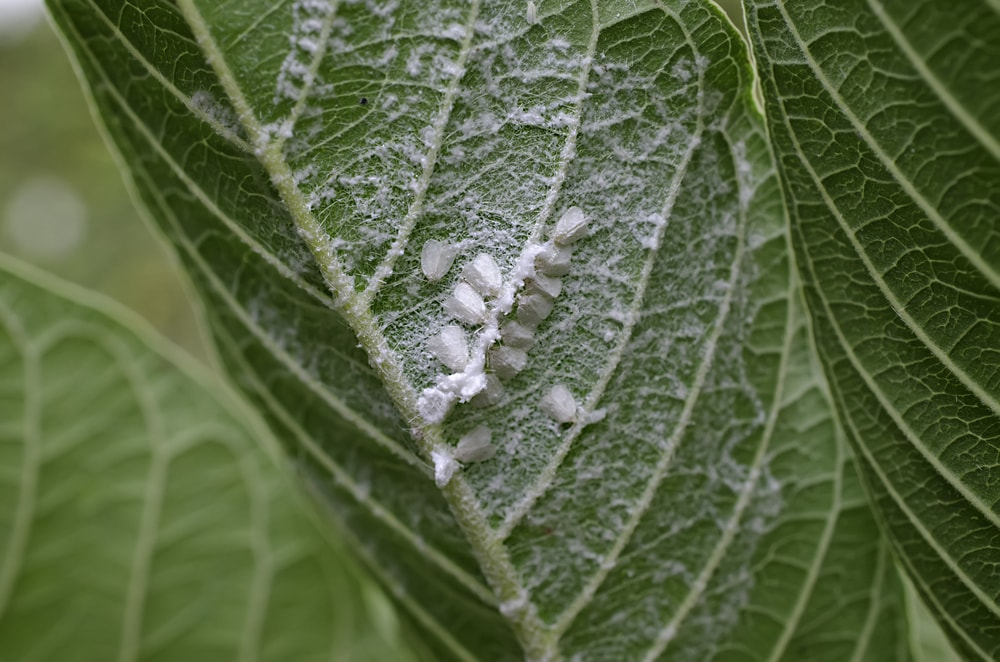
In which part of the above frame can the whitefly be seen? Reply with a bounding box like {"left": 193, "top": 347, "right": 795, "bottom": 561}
{"left": 454, "top": 426, "right": 496, "bottom": 463}
{"left": 421, "top": 239, "right": 458, "bottom": 281}
{"left": 444, "top": 282, "right": 487, "bottom": 325}
{"left": 427, "top": 324, "right": 469, "bottom": 372}
{"left": 540, "top": 383, "right": 577, "bottom": 423}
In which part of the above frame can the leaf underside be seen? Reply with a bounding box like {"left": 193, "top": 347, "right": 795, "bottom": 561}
{"left": 745, "top": 0, "right": 1000, "bottom": 658}
{"left": 46, "top": 0, "right": 908, "bottom": 658}
{"left": 0, "top": 256, "right": 408, "bottom": 661}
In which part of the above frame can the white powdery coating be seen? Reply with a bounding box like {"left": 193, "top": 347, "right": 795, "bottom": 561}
{"left": 552, "top": 205, "right": 588, "bottom": 244}
{"left": 455, "top": 425, "right": 496, "bottom": 463}
{"left": 489, "top": 346, "right": 528, "bottom": 380}
{"left": 462, "top": 253, "right": 503, "bottom": 297}
{"left": 443, "top": 282, "right": 487, "bottom": 325}
{"left": 421, "top": 239, "right": 459, "bottom": 281}
{"left": 432, "top": 450, "right": 460, "bottom": 487}
{"left": 540, "top": 383, "right": 577, "bottom": 423}
{"left": 427, "top": 324, "right": 468, "bottom": 371}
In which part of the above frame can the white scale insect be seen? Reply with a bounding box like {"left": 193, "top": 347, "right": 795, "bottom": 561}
{"left": 552, "top": 205, "right": 588, "bottom": 244}
{"left": 526, "top": 0, "right": 538, "bottom": 25}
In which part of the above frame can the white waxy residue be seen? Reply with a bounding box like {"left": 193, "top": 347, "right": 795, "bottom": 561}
{"left": 552, "top": 205, "right": 588, "bottom": 244}
{"left": 421, "top": 239, "right": 458, "bottom": 281}
{"left": 427, "top": 325, "right": 468, "bottom": 371}
{"left": 540, "top": 383, "right": 577, "bottom": 423}
{"left": 432, "top": 450, "right": 460, "bottom": 487}
{"left": 490, "top": 346, "right": 529, "bottom": 380}
{"left": 462, "top": 253, "right": 503, "bottom": 297}
{"left": 444, "top": 282, "right": 487, "bottom": 324}
{"left": 454, "top": 426, "right": 496, "bottom": 463}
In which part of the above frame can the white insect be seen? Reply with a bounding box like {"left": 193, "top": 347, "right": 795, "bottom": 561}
{"left": 526, "top": 0, "right": 538, "bottom": 24}
{"left": 527, "top": 272, "right": 562, "bottom": 298}
{"left": 454, "top": 426, "right": 496, "bottom": 463}
{"left": 443, "top": 282, "right": 487, "bottom": 325}
{"left": 462, "top": 253, "right": 502, "bottom": 297}
{"left": 540, "top": 383, "right": 577, "bottom": 423}
{"left": 432, "top": 450, "right": 460, "bottom": 487}
{"left": 517, "top": 292, "right": 554, "bottom": 327}
{"left": 535, "top": 242, "right": 573, "bottom": 276}
{"left": 552, "top": 205, "right": 588, "bottom": 244}
{"left": 427, "top": 325, "right": 468, "bottom": 372}
{"left": 471, "top": 374, "right": 505, "bottom": 407}
{"left": 489, "top": 345, "right": 528, "bottom": 380}
{"left": 500, "top": 320, "right": 535, "bottom": 349}
{"left": 421, "top": 239, "right": 458, "bottom": 281}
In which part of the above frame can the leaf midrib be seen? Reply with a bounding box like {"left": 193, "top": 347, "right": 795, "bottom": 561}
{"left": 177, "top": 1, "right": 553, "bottom": 655}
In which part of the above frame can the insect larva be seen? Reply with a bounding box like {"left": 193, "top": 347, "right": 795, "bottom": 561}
{"left": 535, "top": 242, "right": 573, "bottom": 276}
{"left": 500, "top": 320, "right": 535, "bottom": 349}
{"left": 516, "top": 292, "right": 554, "bottom": 327}
{"left": 421, "top": 239, "right": 458, "bottom": 281}
{"left": 443, "top": 282, "right": 487, "bottom": 325}
{"left": 552, "top": 205, "right": 588, "bottom": 244}
{"left": 427, "top": 324, "right": 468, "bottom": 371}
{"left": 540, "top": 383, "right": 577, "bottom": 423}
{"left": 527, "top": 272, "right": 562, "bottom": 298}
{"left": 454, "top": 426, "right": 496, "bottom": 463}
{"left": 526, "top": 0, "right": 538, "bottom": 24}
{"left": 489, "top": 345, "right": 528, "bottom": 380}
{"left": 462, "top": 252, "right": 502, "bottom": 297}
{"left": 471, "top": 374, "right": 505, "bottom": 407}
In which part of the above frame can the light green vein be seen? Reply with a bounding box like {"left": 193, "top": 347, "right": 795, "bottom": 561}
{"left": 769, "top": 47, "right": 1000, "bottom": 530}
{"left": 866, "top": 0, "right": 1000, "bottom": 163}
{"left": 83, "top": 0, "right": 252, "bottom": 153}
{"left": 361, "top": 1, "right": 482, "bottom": 304}
{"left": 0, "top": 303, "right": 39, "bottom": 620}
{"left": 179, "top": 2, "right": 550, "bottom": 654}
{"left": 269, "top": 0, "right": 340, "bottom": 156}
{"left": 56, "top": 14, "right": 424, "bottom": 472}
{"left": 773, "top": 1, "right": 1000, "bottom": 293}
{"left": 115, "top": 337, "right": 166, "bottom": 662}
{"left": 848, "top": 540, "right": 890, "bottom": 662}
{"left": 551, "top": 80, "right": 745, "bottom": 645}
{"left": 215, "top": 322, "right": 497, "bottom": 607}
{"left": 782, "top": 101, "right": 1000, "bottom": 640}
{"left": 497, "top": 16, "right": 701, "bottom": 539}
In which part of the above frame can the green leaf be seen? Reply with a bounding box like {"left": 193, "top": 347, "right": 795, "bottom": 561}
{"left": 744, "top": 0, "right": 1000, "bottom": 657}
{"left": 0, "top": 255, "right": 411, "bottom": 661}
{"left": 46, "top": 0, "right": 908, "bottom": 658}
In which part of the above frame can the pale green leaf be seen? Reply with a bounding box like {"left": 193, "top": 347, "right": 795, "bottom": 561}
{"left": 0, "top": 255, "right": 411, "bottom": 661}
{"left": 45, "top": 0, "right": 908, "bottom": 658}
{"left": 745, "top": 0, "right": 1000, "bottom": 658}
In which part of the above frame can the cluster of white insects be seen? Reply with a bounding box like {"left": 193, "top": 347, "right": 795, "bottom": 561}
{"left": 420, "top": 206, "right": 589, "bottom": 486}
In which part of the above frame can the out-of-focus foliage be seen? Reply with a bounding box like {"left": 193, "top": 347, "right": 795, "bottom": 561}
{"left": 0, "top": 17, "right": 202, "bottom": 353}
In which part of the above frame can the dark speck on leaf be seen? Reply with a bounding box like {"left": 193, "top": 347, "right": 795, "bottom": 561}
{"left": 360, "top": 97, "right": 368, "bottom": 105}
